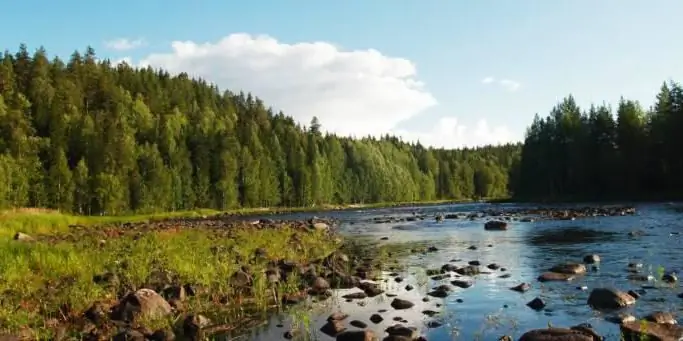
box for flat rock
[336,330,377,341]
[549,263,587,275]
[538,272,575,282]
[518,327,599,341]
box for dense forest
[516,82,683,201]
[0,45,520,214]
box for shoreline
[0,201,655,339]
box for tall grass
[0,210,340,336]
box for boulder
[390,298,414,310]
[587,288,636,310]
[485,221,508,231]
[620,320,683,340]
[111,288,172,322]
[644,311,677,325]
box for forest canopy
[2,45,678,214]
[516,82,683,201]
[0,45,519,214]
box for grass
[0,209,342,339]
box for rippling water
[247,202,683,341]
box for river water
[246,202,683,341]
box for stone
[620,321,683,341]
[390,298,414,310]
[511,283,531,292]
[645,311,677,325]
[485,220,508,230]
[583,254,601,264]
[336,330,377,341]
[549,263,587,275]
[538,272,575,282]
[518,327,598,341]
[587,288,636,310]
[111,288,172,322]
[526,297,546,311]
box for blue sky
[2,0,683,147]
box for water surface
[247,202,683,340]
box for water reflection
[246,203,683,341]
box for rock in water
[620,321,683,340]
[484,220,508,230]
[336,330,377,341]
[644,311,677,325]
[549,263,587,275]
[390,298,414,310]
[587,288,636,310]
[583,254,601,264]
[518,327,599,341]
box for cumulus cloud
[121,33,514,147]
[104,38,147,51]
[393,117,517,149]
[481,76,521,92]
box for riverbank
[0,208,424,340]
[0,212,349,339]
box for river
[245,202,683,340]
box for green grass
[0,210,341,338]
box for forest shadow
[528,226,619,245]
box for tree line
[515,81,683,201]
[0,45,520,215]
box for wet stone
[526,297,546,311]
[390,298,414,310]
[369,314,384,324]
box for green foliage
[516,83,683,201]
[0,46,518,214]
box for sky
[2,0,683,148]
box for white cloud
[482,76,521,92]
[104,38,147,51]
[122,33,515,147]
[393,117,518,149]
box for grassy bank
[0,210,346,339]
